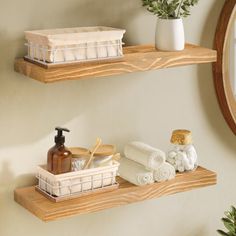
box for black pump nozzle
[54,127,70,145]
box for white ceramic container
[155,18,185,51]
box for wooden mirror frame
[213,0,236,135]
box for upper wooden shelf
[14,44,217,83]
[14,166,217,222]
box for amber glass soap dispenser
[47,127,72,175]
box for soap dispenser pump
[47,127,72,175]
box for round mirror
[213,0,236,135]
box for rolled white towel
[118,157,154,186]
[153,162,176,182]
[124,142,165,170]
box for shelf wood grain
[14,166,217,222]
[14,44,217,83]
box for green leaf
[222,217,235,233]
[231,206,236,216]
[141,0,198,18]
[218,206,236,236]
[217,230,231,236]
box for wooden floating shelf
[14,166,217,222]
[14,44,217,83]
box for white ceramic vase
[155,18,185,51]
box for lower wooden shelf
[14,166,217,222]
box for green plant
[142,0,199,19]
[217,206,236,236]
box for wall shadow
[197,0,236,152]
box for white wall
[0,0,235,235]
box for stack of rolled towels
[118,142,176,186]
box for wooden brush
[83,138,102,169]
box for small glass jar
[167,130,198,173]
[72,156,88,171]
[69,147,90,171]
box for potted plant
[142,0,199,51]
[217,206,236,236]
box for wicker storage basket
[25,26,125,64]
[36,161,119,199]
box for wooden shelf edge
[14,44,217,83]
[14,166,217,222]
